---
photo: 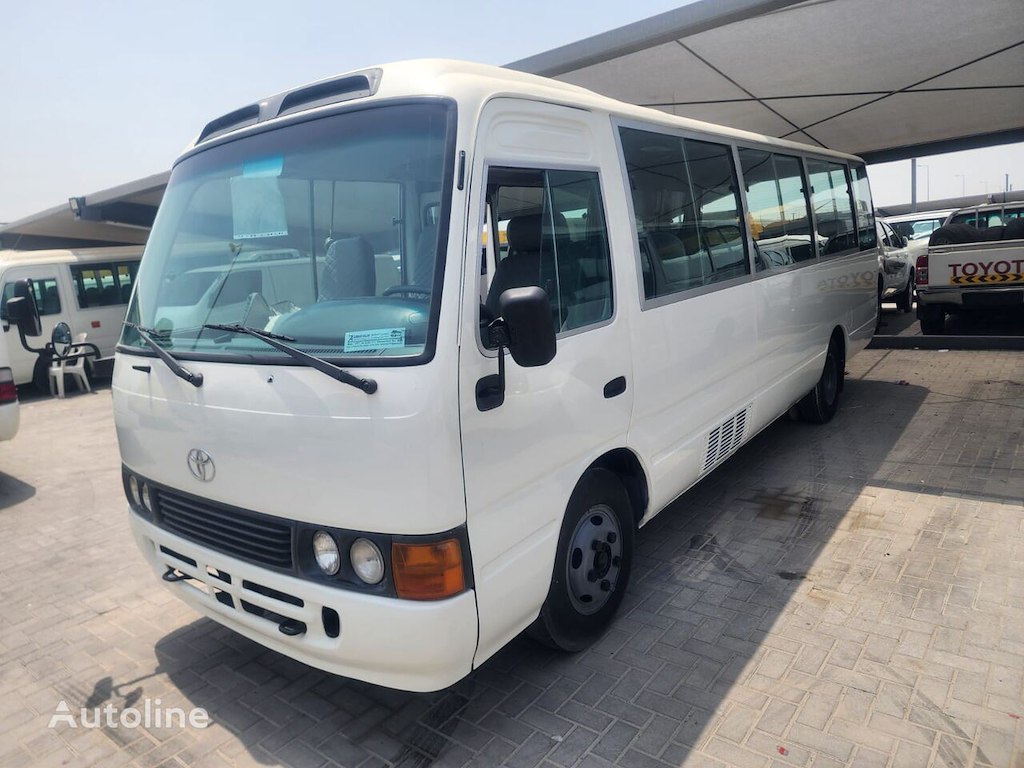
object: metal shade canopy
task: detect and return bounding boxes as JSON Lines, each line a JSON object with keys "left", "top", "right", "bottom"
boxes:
{"left": 507, "top": 0, "right": 1024, "bottom": 163}
{"left": 4, "top": 0, "right": 1020, "bottom": 249}
{"left": 0, "top": 172, "right": 168, "bottom": 250}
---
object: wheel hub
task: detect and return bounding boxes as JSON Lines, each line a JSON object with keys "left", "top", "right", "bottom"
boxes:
{"left": 566, "top": 505, "right": 623, "bottom": 615}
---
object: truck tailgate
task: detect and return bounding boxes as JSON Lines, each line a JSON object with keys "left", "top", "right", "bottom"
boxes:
{"left": 926, "top": 240, "right": 1024, "bottom": 288}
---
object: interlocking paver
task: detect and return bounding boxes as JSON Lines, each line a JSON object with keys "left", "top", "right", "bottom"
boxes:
{"left": 2, "top": 349, "right": 1023, "bottom": 767}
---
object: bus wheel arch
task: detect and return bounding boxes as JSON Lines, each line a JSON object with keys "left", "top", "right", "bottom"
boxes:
{"left": 589, "top": 448, "right": 648, "bottom": 528}
{"left": 798, "top": 329, "right": 845, "bottom": 423}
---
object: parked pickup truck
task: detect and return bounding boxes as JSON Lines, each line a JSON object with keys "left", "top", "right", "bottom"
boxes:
{"left": 915, "top": 233, "right": 1024, "bottom": 334}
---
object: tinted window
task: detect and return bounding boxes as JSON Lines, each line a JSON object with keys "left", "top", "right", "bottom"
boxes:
{"left": 807, "top": 160, "right": 857, "bottom": 256}
{"left": 851, "top": 163, "right": 877, "bottom": 250}
{"left": 950, "top": 206, "right": 1023, "bottom": 229}
{"left": 739, "top": 149, "right": 814, "bottom": 269}
{"left": 482, "top": 167, "right": 612, "bottom": 338}
{"left": 1, "top": 277, "right": 61, "bottom": 319}
{"left": 619, "top": 127, "right": 748, "bottom": 299}
{"left": 72, "top": 261, "right": 138, "bottom": 307}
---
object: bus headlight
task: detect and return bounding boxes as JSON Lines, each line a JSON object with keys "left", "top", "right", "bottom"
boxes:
{"left": 128, "top": 475, "right": 142, "bottom": 508}
{"left": 140, "top": 482, "right": 153, "bottom": 513}
{"left": 350, "top": 538, "right": 385, "bottom": 584}
{"left": 312, "top": 531, "right": 341, "bottom": 575}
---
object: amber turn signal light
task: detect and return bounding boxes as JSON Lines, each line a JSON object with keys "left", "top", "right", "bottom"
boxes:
{"left": 392, "top": 539, "right": 466, "bottom": 600}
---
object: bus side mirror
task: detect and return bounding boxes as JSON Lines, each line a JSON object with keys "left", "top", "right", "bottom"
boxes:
{"left": 499, "top": 286, "right": 556, "bottom": 367}
{"left": 6, "top": 279, "right": 42, "bottom": 338}
{"left": 51, "top": 322, "right": 72, "bottom": 358}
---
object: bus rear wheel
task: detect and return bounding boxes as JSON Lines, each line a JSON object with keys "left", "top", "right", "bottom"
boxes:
{"left": 529, "top": 468, "right": 634, "bottom": 652}
{"left": 798, "top": 342, "right": 841, "bottom": 424}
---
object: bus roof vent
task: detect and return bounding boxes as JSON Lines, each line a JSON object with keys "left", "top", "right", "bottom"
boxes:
{"left": 197, "top": 104, "right": 262, "bottom": 145}
{"left": 275, "top": 69, "right": 383, "bottom": 118}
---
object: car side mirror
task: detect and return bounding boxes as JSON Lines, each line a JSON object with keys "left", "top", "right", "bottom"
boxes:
{"left": 6, "top": 279, "right": 42, "bottom": 338}
{"left": 498, "top": 286, "right": 556, "bottom": 367}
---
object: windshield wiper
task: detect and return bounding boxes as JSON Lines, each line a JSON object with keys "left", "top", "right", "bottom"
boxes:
{"left": 125, "top": 323, "right": 204, "bottom": 388}
{"left": 203, "top": 323, "right": 377, "bottom": 394}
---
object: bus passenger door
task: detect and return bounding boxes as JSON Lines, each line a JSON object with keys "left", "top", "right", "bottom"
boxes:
{"left": 458, "top": 101, "right": 634, "bottom": 667}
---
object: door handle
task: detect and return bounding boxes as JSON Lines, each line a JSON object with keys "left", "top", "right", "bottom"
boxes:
{"left": 603, "top": 376, "right": 627, "bottom": 399}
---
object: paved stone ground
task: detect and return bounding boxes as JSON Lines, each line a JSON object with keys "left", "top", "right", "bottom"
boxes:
{"left": 1, "top": 349, "right": 1022, "bottom": 768}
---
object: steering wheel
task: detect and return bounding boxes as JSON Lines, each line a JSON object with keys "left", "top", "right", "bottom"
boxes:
{"left": 382, "top": 285, "right": 431, "bottom": 298}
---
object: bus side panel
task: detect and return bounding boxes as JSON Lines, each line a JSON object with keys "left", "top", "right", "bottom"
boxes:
{"left": 626, "top": 281, "right": 760, "bottom": 516}
{"left": 628, "top": 250, "right": 875, "bottom": 519}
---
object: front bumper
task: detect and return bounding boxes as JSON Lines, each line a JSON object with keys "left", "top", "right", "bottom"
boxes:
{"left": 916, "top": 286, "right": 1024, "bottom": 309}
{"left": 130, "top": 511, "right": 478, "bottom": 692}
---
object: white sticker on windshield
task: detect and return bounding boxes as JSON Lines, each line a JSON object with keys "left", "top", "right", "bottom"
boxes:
{"left": 231, "top": 157, "right": 288, "bottom": 240}
{"left": 344, "top": 328, "right": 406, "bottom": 353}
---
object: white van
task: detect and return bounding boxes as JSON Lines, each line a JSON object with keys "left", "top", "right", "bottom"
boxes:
{"left": 0, "top": 246, "right": 143, "bottom": 387}
{"left": 81, "top": 60, "right": 877, "bottom": 692}
{"left": 0, "top": 329, "right": 19, "bottom": 441}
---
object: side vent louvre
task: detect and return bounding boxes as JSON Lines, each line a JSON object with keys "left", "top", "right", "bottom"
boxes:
{"left": 702, "top": 405, "right": 751, "bottom": 474}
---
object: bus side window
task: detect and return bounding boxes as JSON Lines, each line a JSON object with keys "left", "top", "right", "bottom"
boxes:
{"left": 851, "top": 163, "right": 877, "bottom": 250}
{"left": 807, "top": 159, "right": 857, "bottom": 257}
{"left": 739, "top": 148, "right": 815, "bottom": 269}
{"left": 2, "top": 278, "right": 62, "bottom": 317}
{"left": 619, "top": 127, "right": 748, "bottom": 293}
{"left": 482, "top": 167, "right": 613, "bottom": 344}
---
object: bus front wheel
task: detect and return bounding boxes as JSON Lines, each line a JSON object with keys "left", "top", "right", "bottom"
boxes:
{"left": 530, "top": 468, "right": 634, "bottom": 652}
{"left": 798, "top": 342, "right": 841, "bottom": 424}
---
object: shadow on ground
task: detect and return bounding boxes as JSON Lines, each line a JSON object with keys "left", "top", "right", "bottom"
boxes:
{"left": 0, "top": 471, "right": 36, "bottom": 511}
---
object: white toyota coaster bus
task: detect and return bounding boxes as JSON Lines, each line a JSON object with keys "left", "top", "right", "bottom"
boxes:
{"left": 103, "top": 61, "right": 876, "bottom": 691}
{"left": 0, "top": 246, "right": 142, "bottom": 387}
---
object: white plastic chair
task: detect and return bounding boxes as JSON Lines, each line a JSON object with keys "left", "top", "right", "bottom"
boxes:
{"left": 49, "top": 333, "right": 92, "bottom": 398}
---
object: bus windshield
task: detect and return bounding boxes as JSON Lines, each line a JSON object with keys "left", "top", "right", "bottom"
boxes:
{"left": 122, "top": 101, "right": 454, "bottom": 364}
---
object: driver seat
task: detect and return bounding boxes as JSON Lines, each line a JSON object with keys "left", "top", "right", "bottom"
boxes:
{"left": 319, "top": 236, "right": 375, "bottom": 300}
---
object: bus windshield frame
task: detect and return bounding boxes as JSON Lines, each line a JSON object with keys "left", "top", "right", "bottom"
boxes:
{"left": 121, "top": 99, "right": 458, "bottom": 368}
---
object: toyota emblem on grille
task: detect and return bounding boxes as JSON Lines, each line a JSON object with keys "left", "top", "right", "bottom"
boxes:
{"left": 187, "top": 449, "right": 215, "bottom": 482}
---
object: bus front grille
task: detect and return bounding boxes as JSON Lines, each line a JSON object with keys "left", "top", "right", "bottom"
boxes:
{"left": 155, "top": 489, "right": 293, "bottom": 570}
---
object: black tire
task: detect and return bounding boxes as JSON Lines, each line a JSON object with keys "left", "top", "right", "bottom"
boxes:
{"left": 920, "top": 305, "right": 944, "bottom": 335}
{"left": 32, "top": 353, "right": 52, "bottom": 393}
{"left": 896, "top": 272, "right": 914, "bottom": 313}
{"left": 798, "top": 341, "right": 841, "bottom": 424}
{"left": 875, "top": 277, "right": 883, "bottom": 332}
{"left": 530, "top": 468, "right": 634, "bottom": 652}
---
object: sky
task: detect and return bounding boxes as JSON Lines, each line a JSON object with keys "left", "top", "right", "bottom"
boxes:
{"left": 2, "top": 0, "right": 1020, "bottom": 223}
{"left": 868, "top": 146, "right": 1022, "bottom": 210}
